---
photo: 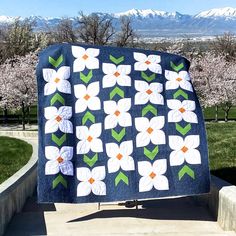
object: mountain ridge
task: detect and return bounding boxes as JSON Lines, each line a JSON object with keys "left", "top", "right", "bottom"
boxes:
{"left": 0, "top": 7, "right": 236, "bottom": 38}
{"left": 1, "top": 7, "right": 236, "bottom": 23}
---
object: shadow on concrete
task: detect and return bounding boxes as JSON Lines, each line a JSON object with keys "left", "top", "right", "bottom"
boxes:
{"left": 4, "top": 190, "right": 56, "bottom": 236}
{"left": 68, "top": 196, "right": 216, "bottom": 223}
{"left": 211, "top": 168, "right": 236, "bottom": 186}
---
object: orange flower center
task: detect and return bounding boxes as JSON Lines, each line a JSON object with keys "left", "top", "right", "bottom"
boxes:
{"left": 176, "top": 77, "right": 182, "bottom": 82}
{"left": 181, "top": 146, "right": 188, "bottom": 153}
{"left": 88, "top": 177, "right": 95, "bottom": 184}
{"left": 114, "top": 110, "right": 121, "bottom": 116}
{"left": 57, "top": 156, "right": 63, "bottom": 163}
{"left": 84, "top": 94, "right": 90, "bottom": 101}
{"left": 116, "top": 153, "right": 123, "bottom": 160}
{"left": 87, "top": 136, "right": 93, "bottom": 142}
{"left": 149, "top": 172, "right": 156, "bottom": 179}
{"left": 114, "top": 71, "right": 120, "bottom": 77}
{"left": 146, "top": 89, "right": 153, "bottom": 95}
{"left": 147, "top": 127, "right": 153, "bottom": 134}
{"left": 82, "top": 54, "right": 89, "bottom": 60}
{"left": 54, "top": 77, "right": 60, "bottom": 83}
{"left": 55, "top": 115, "right": 62, "bottom": 122}
{"left": 145, "top": 60, "right": 151, "bottom": 65}
{"left": 179, "top": 107, "right": 186, "bottom": 113}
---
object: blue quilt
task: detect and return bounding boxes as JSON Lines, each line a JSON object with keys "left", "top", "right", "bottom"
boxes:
{"left": 37, "top": 43, "right": 210, "bottom": 203}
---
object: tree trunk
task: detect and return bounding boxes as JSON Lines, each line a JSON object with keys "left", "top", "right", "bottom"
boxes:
{"left": 3, "top": 105, "right": 8, "bottom": 124}
{"left": 224, "top": 109, "right": 229, "bottom": 122}
{"left": 223, "top": 103, "right": 232, "bottom": 122}
{"left": 27, "top": 106, "right": 30, "bottom": 125}
{"left": 21, "top": 101, "right": 26, "bottom": 130}
{"left": 215, "top": 105, "right": 218, "bottom": 122}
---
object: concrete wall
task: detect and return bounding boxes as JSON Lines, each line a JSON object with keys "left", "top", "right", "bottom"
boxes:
{"left": 218, "top": 185, "right": 236, "bottom": 231}
{"left": 0, "top": 131, "right": 38, "bottom": 236}
{"left": 195, "top": 175, "right": 236, "bottom": 232}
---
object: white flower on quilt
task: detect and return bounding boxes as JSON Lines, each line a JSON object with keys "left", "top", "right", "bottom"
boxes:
{"left": 134, "top": 52, "right": 162, "bottom": 74}
{"left": 135, "top": 117, "right": 165, "bottom": 147}
{"left": 169, "top": 135, "right": 201, "bottom": 166}
{"left": 134, "top": 80, "right": 164, "bottom": 105}
{"left": 167, "top": 99, "right": 198, "bottom": 123}
{"left": 44, "top": 106, "right": 73, "bottom": 134}
{"left": 165, "top": 70, "right": 193, "bottom": 92}
{"left": 45, "top": 146, "right": 73, "bottom": 176}
{"left": 77, "top": 166, "right": 106, "bottom": 196}
{"left": 102, "top": 63, "right": 131, "bottom": 88}
{"left": 138, "top": 159, "right": 169, "bottom": 192}
{"left": 74, "top": 82, "right": 101, "bottom": 113}
{"left": 104, "top": 98, "right": 132, "bottom": 129}
{"left": 106, "top": 141, "right": 135, "bottom": 173}
{"left": 43, "top": 66, "right": 71, "bottom": 95}
{"left": 72, "top": 46, "right": 99, "bottom": 72}
{"left": 76, "top": 123, "right": 103, "bottom": 154}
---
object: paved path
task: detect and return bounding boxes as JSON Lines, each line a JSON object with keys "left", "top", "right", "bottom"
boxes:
{"left": 4, "top": 193, "right": 236, "bottom": 236}
{"left": 0, "top": 124, "right": 38, "bottom": 131}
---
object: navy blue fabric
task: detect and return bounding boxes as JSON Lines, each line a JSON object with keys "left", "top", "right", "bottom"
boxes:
{"left": 37, "top": 43, "right": 210, "bottom": 203}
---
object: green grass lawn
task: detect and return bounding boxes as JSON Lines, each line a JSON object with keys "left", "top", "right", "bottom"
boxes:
{"left": 203, "top": 106, "right": 236, "bottom": 120}
{"left": 206, "top": 122, "right": 236, "bottom": 185}
{"left": 0, "top": 136, "right": 33, "bottom": 184}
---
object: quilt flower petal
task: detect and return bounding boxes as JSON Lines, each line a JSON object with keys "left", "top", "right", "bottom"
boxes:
{"left": 77, "top": 140, "right": 90, "bottom": 154}
{"left": 92, "top": 166, "right": 106, "bottom": 181}
{"left": 60, "top": 161, "right": 73, "bottom": 176}
{"left": 92, "top": 181, "right": 106, "bottom": 195}
{"left": 45, "top": 146, "right": 73, "bottom": 176}
{"left": 77, "top": 182, "right": 91, "bottom": 196}
{"left": 45, "top": 106, "right": 73, "bottom": 134}
{"left": 77, "top": 167, "right": 106, "bottom": 196}
{"left": 45, "top": 146, "right": 59, "bottom": 160}
{"left": 102, "top": 63, "right": 131, "bottom": 88}
{"left": 135, "top": 81, "right": 164, "bottom": 105}
{"left": 76, "top": 123, "right": 103, "bottom": 154}
{"left": 167, "top": 99, "right": 198, "bottom": 123}
{"left": 45, "top": 161, "right": 60, "bottom": 175}
{"left": 134, "top": 52, "right": 162, "bottom": 73}
{"left": 72, "top": 46, "right": 99, "bottom": 72}
{"left": 135, "top": 116, "right": 166, "bottom": 147}
{"left": 106, "top": 141, "right": 134, "bottom": 173}
{"left": 104, "top": 99, "right": 132, "bottom": 129}
{"left": 165, "top": 70, "right": 193, "bottom": 92}
{"left": 74, "top": 82, "right": 101, "bottom": 113}
{"left": 138, "top": 160, "right": 169, "bottom": 192}
{"left": 169, "top": 135, "right": 201, "bottom": 166}
{"left": 77, "top": 167, "right": 91, "bottom": 181}
{"left": 43, "top": 67, "right": 71, "bottom": 95}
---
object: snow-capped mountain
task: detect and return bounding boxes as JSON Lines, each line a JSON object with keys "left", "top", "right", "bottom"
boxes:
{"left": 115, "top": 9, "right": 183, "bottom": 19}
{"left": 0, "top": 7, "right": 236, "bottom": 38}
{"left": 114, "top": 7, "right": 236, "bottom": 37}
{"left": 0, "top": 15, "right": 17, "bottom": 24}
{"left": 195, "top": 7, "right": 236, "bottom": 19}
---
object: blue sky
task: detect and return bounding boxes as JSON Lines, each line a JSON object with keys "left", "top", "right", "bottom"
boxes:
{"left": 1, "top": 0, "right": 236, "bottom": 17}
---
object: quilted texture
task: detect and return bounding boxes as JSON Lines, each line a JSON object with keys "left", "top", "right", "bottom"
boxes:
{"left": 37, "top": 43, "right": 210, "bottom": 203}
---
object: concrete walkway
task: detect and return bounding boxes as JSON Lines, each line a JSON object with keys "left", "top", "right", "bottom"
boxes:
{"left": 4, "top": 193, "right": 236, "bottom": 236}
{"left": 0, "top": 124, "right": 38, "bottom": 131}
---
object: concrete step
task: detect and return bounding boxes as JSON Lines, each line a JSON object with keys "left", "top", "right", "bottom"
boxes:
{"left": 5, "top": 211, "right": 236, "bottom": 236}
{"left": 4, "top": 196, "right": 236, "bottom": 236}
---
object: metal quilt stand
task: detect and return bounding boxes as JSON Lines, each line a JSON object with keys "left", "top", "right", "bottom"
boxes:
{"left": 97, "top": 199, "right": 139, "bottom": 210}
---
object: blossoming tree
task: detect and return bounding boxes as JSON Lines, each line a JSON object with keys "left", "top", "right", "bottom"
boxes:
{"left": 190, "top": 52, "right": 236, "bottom": 121}
{"left": 0, "top": 52, "right": 37, "bottom": 129}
